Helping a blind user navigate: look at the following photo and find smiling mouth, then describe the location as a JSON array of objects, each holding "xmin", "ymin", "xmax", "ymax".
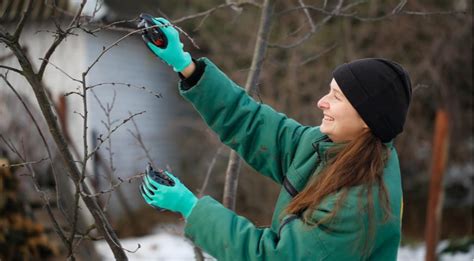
[{"xmin": 323, "ymin": 115, "xmax": 334, "ymax": 121}]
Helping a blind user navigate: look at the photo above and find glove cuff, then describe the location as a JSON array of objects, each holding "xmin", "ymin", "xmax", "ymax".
[
  {"xmin": 173, "ymin": 52, "xmax": 192, "ymax": 72},
  {"xmin": 182, "ymin": 195, "xmax": 198, "ymax": 219}
]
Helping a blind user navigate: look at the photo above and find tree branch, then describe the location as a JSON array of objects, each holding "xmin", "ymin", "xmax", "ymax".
[
  {"xmin": 223, "ymin": 0, "xmax": 274, "ymax": 210},
  {"xmin": 4, "ymin": 37, "xmax": 128, "ymax": 260},
  {"xmin": 87, "ymin": 111, "xmax": 146, "ymax": 161},
  {"xmin": 269, "ymin": 0, "xmax": 344, "ymax": 49},
  {"xmin": 12, "ymin": 0, "xmax": 34, "ymax": 41},
  {"xmin": 0, "ymin": 65, "xmax": 23, "ymax": 75},
  {"xmin": 172, "ymin": 1, "xmax": 261, "ymax": 24}
]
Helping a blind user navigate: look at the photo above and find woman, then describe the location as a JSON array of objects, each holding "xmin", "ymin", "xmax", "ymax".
[{"xmin": 139, "ymin": 17, "xmax": 412, "ymax": 260}]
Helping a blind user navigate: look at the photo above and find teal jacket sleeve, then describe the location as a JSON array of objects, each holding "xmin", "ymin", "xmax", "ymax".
[
  {"xmin": 185, "ymin": 196, "xmax": 372, "ymax": 261},
  {"xmin": 179, "ymin": 58, "xmax": 314, "ymax": 184},
  {"xmin": 184, "ymin": 196, "xmax": 331, "ymax": 261}
]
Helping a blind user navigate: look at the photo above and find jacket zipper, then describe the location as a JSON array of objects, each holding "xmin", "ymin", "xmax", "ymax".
[{"xmin": 278, "ymin": 215, "xmax": 298, "ymax": 239}]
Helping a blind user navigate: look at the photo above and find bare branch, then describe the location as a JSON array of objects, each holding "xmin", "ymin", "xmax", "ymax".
[
  {"xmin": 39, "ymin": 58, "xmax": 82, "ymax": 83},
  {"xmin": 85, "ymin": 82, "xmax": 163, "ymax": 99},
  {"xmin": 37, "ymin": 0, "xmax": 91, "ymax": 81},
  {"xmin": 0, "ymin": 135, "xmax": 70, "ymax": 247},
  {"xmin": 268, "ymin": 43, "xmax": 338, "ymax": 67},
  {"xmin": 128, "ymin": 115, "xmax": 156, "ymax": 168},
  {"xmin": 68, "ymin": 0, "xmax": 88, "ymax": 28},
  {"xmin": 0, "ymin": 65, "xmax": 23, "ymax": 75},
  {"xmin": 73, "ymin": 111, "xmax": 85, "ymax": 119},
  {"xmin": 0, "ymin": 73, "xmax": 72, "ymax": 233},
  {"xmin": 277, "ymin": 0, "xmax": 466, "ymax": 22},
  {"xmin": 7, "ymin": 158, "xmax": 48, "ymax": 167},
  {"xmin": 298, "ymin": 43, "xmax": 338, "ymax": 66},
  {"xmin": 2, "ymin": 4, "xmax": 128, "ymax": 258},
  {"xmin": 0, "ymin": 52, "xmax": 15, "ymax": 62},
  {"xmin": 87, "ymin": 111, "xmax": 146, "ymax": 161},
  {"xmin": 198, "ymin": 146, "xmax": 224, "ymax": 198},
  {"xmin": 87, "ymin": 93, "xmax": 137, "ymax": 222},
  {"xmin": 298, "ymin": 0, "xmax": 315, "ymax": 31},
  {"xmin": 84, "ymin": 27, "xmax": 145, "ymax": 75},
  {"xmin": 38, "ymin": 30, "xmax": 71, "ymax": 81},
  {"xmin": 223, "ymin": 0, "xmax": 274, "ymax": 210},
  {"xmin": 64, "ymin": 91, "xmax": 84, "ymax": 98},
  {"xmin": 12, "ymin": 0, "xmax": 34, "ymax": 41},
  {"xmin": 269, "ymin": 0, "xmax": 344, "ymax": 49},
  {"xmin": 88, "ymin": 18, "xmax": 141, "ymax": 34},
  {"xmin": 172, "ymin": 1, "xmax": 261, "ymax": 24},
  {"xmin": 81, "ymin": 173, "xmax": 145, "ymax": 198}
]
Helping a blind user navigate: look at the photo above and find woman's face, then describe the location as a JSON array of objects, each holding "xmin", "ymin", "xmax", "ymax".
[{"xmin": 317, "ymin": 79, "xmax": 369, "ymax": 143}]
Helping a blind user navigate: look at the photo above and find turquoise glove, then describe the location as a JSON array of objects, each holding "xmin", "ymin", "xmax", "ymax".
[
  {"xmin": 139, "ymin": 16, "xmax": 192, "ymax": 72},
  {"xmin": 140, "ymin": 169, "xmax": 197, "ymax": 219}
]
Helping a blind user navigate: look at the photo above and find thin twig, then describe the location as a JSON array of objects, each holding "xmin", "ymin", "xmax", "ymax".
[
  {"xmin": 86, "ymin": 111, "xmax": 146, "ymax": 161},
  {"xmin": 39, "ymin": 58, "xmax": 82, "ymax": 83},
  {"xmin": 0, "ymin": 65, "xmax": 23, "ymax": 75},
  {"xmin": 172, "ymin": 1, "xmax": 261, "ymax": 23},
  {"xmin": 12, "ymin": 0, "xmax": 34, "ymax": 41},
  {"xmin": 128, "ymin": 115, "xmax": 156, "ymax": 169},
  {"xmin": 6, "ymin": 158, "xmax": 49, "ymax": 167},
  {"xmin": 0, "ymin": 73, "xmax": 68, "ymax": 219},
  {"xmin": 37, "ymin": 0, "xmax": 90, "ymax": 80},
  {"xmin": 198, "ymin": 146, "xmax": 224, "ymax": 198},
  {"xmin": 0, "ymin": 135, "xmax": 70, "ymax": 247},
  {"xmin": 269, "ymin": 0, "xmax": 343, "ymax": 49},
  {"xmin": 298, "ymin": 0, "xmax": 315, "ymax": 31},
  {"xmin": 82, "ymin": 82, "xmax": 163, "ymax": 99},
  {"xmin": 81, "ymin": 173, "xmax": 145, "ymax": 198}
]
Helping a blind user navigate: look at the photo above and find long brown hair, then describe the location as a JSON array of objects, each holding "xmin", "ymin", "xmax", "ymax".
[{"xmin": 285, "ymin": 130, "xmax": 392, "ymax": 254}]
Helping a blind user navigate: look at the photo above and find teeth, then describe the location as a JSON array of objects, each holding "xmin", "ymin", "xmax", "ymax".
[{"xmin": 323, "ymin": 115, "xmax": 334, "ymax": 121}]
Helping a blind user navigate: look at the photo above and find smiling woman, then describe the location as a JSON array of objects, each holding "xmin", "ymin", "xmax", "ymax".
[
  {"xmin": 317, "ymin": 79, "xmax": 369, "ymax": 143},
  {"xmin": 136, "ymin": 16, "xmax": 413, "ymax": 261}
]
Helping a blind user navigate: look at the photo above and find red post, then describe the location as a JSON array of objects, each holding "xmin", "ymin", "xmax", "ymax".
[{"xmin": 424, "ymin": 109, "xmax": 450, "ymax": 261}]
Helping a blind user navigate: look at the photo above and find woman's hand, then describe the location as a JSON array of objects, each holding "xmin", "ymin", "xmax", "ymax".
[
  {"xmin": 138, "ymin": 15, "xmax": 192, "ymax": 72},
  {"xmin": 140, "ymin": 168, "xmax": 197, "ymax": 219}
]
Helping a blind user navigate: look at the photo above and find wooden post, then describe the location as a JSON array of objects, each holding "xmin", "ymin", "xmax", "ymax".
[{"xmin": 425, "ymin": 109, "xmax": 450, "ymax": 261}]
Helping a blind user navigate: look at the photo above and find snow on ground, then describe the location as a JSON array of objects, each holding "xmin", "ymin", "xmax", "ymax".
[
  {"xmin": 95, "ymin": 225, "xmax": 473, "ymax": 260},
  {"xmin": 95, "ymin": 224, "xmax": 216, "ymax": 260},
  {"xmin": 398, "ymin": 241, "xmax": 474, "ymax": 261}
]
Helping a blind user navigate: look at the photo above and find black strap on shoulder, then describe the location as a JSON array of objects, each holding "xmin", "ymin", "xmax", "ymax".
[{"xmin": 283, "ymin": 176, "xmax": 298, "ymax": 197}]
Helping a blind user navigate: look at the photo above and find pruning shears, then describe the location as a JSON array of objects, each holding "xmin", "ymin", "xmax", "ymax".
[
  {"xmin": 138, "ymin": 13, "xmax": 168, "ymax": 49},
  {"xmin": 140, "ymin": 163, "xmax": 175, "ymax": 211}
]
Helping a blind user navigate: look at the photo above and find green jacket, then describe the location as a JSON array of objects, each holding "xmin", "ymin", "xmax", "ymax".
[{"xmin": 180, "ymin": 58, "xmax": 403, "ymax": 261}]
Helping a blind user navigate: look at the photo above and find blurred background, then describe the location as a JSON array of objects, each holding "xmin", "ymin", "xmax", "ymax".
[{"xmin": 0, "ymin": 0, "xmax": 472, "ymax": 260}]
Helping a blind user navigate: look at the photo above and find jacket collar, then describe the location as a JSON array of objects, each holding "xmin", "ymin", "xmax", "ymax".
[
  {"xmin": 312, "ymin": 135, "xmax": 394, "ymax": 164},
  {"xmin": 311, "ymin": 135, "xmax": 336, "ymax": 164}
]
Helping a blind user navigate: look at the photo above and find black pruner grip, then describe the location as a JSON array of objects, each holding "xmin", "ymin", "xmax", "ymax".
[
  {"xmin": 138, "ymin": 13, "xmax": 168, "ymax": 49},
  {"xmin": 146, "ymin": 163, "xmax": 175, "ymax": 187}
]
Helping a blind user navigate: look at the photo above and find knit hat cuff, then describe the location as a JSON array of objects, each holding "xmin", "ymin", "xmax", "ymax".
[{"xmin": 333, "ymin": 63, "xmax": 395, "ymax": 143}]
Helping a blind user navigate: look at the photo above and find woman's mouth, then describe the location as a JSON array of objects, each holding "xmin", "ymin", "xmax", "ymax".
[{"xmin": 323, "ymin": 114, "xmax": 334, "ymax": 121}]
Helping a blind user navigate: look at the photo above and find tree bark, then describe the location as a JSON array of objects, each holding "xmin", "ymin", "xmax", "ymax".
[
  {"xmin": 222, "ymin": 0, "xmax": 274, "ymax": 210},
  {"xmin": 425, "ymin": 109, "xmax": 450, "ymax": 261},
  {"xmin": 6, "ymin": 41, "xmax": 128, "ymax": 260}
]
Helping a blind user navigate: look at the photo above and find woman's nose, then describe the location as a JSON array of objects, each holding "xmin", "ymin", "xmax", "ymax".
[{"xmin": 317, "ymin": 97, "xmax": 329, "ymax": 110}]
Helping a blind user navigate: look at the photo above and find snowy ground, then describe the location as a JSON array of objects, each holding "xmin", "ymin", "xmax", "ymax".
[{"xmin": 95, "ymin": 225, "xmax": 474, "ymax": 260}]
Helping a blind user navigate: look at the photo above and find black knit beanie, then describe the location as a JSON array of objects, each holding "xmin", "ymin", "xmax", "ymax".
[{"xmin": 332, "ymin": 58, "xmax": 412, "ymax": 143}]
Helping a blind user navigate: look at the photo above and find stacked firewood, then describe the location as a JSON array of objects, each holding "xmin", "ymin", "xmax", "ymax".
[{"xmin": 0, "ymin": 158, "xmax": 58, "ymax": 260}]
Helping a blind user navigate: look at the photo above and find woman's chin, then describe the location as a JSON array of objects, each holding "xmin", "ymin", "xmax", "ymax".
[{"xmin": 320, "ymin": 125, "xmax": 328, "ymax": 134}]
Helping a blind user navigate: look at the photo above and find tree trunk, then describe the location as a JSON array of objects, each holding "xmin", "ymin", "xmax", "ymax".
[
  {"xmin": 424, "ymin": 109, "xmax": 450, "ymax": 261},
  {"xmin": 6, "ymin": 41, "xmax": 128, "ymax": 260},
  {"xmin": 222, "ymin": 0, "xmax": 274, "ymax": 210}
]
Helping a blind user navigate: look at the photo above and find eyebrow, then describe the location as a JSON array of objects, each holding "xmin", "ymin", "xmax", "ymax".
[{"xmin": 331, "ymin": 87, "xmax": 343, "ymax": 95}]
